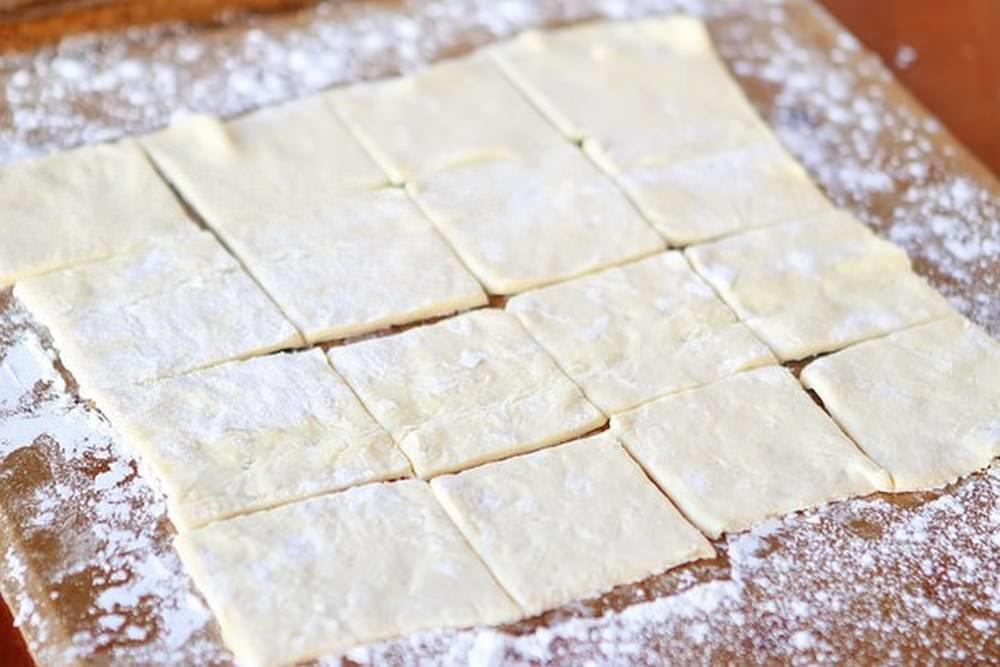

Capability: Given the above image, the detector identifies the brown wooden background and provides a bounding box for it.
[1,0,998,663]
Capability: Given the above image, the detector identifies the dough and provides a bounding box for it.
[610,141,833,245]
[332,52,566,182]
[97,349,410,530]
[14,229,302,392]
[491,17,772,167]
[612,366,892,538]
[801,316,1000,491]
[174,479,521,667]
[431,431,714,616]
[507,252,775,414]
[686,210,954,360]
[0,139,191,286]
[328,309,605,477]
[408,143,664,294]
[140,94,388,233]
[203,188,487,343]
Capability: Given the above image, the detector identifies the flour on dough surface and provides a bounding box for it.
[174,479,521,667]
[408,143,664,294]
[802,316,1000,491]
[686,209,954,360]
[508,252,774,414]
[96,349,410,531]
[0,139,191,286]
[328,309,605,478]
[431,431,714,616]
[14,228,301,392]
[612,366,892,538]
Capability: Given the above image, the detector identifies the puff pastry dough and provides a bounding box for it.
[97,349,410,530]
[508,252,775,414]
[612,366,892,538]
[174,480,521,667]
[328,309,605,477]
[802,316,1000,490]
[432,432,714,616]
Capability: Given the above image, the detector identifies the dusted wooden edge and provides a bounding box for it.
[0,0,316,50]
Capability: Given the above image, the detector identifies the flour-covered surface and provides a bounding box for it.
[0,0,999,665]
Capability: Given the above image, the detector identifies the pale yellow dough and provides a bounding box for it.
[174,480,521,667]
[431,432,714,616]
[97,349,410,530]
[328,309,605,477]
[491,16,772,166]
[801,316,1000,491]
[508,252,775,414]
[0,140,191,286]
[14,229,301,392]
[408,144,665,294]
[203,188,486,343]
[140,94,388,229]
[332,52,566,182]
[612,366,892,538]
[686,210,954,360]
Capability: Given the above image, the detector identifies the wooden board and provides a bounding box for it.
[1,1,998,665]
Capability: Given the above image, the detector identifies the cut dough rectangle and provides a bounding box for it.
[612,366,892,538]
[139,94,388,233]
[202,188,487,343]
[96,349,411,530]
[174,479,522,667]
[408,144,665,294]
[0,139,192,286]
[332,52,567,182]
[801,316,1000,491]
[508,252,775,414]
[686,210,954,360]
[14,229,302,392]
[431,431,714,616]
[327,309,605,478]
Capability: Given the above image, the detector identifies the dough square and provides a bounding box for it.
[801,316,1000,491]
[14,229,302,392]
[0,139,192,286]
[610,141,834,246]
[611,366,892,538]
[139,94,388,232]
[328,309,605,478]
[96,349,411,530]
[686,210,954,360]
[431,431,714,616]
[207,188,487,343]
[408,144,665,294]
[174,479,521,667]
[492,17,772,166]
[332,52,565,182]
[508,252,775,414]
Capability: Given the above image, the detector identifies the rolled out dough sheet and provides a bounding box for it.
[431,431,715,616]
[174,479,522,667]
[0,139,192,286]
[612,366,892,538]
[408,144,664,294]
[801,316,1000,491]
[332,52,566,182]
[610,141,834,245]
[96,349,410,530]
[14,229,302,392]
[209,188,487,343]
[139,94,388,234]
[507,252,775,414]
[491,16,772,167]
[686,210,954,360]
[328,309,605,478]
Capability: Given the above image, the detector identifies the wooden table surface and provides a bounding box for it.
[1,1,998,664]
